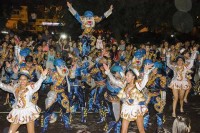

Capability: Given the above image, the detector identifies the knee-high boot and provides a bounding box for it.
[114,120,121,133]
[143,113,150,130]
[81,107,87,123]
[62,113,71,129]
[41,112,51,133]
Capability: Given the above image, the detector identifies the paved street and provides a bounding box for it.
[0,90,200,133]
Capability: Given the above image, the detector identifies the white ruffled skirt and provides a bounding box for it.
[168,80,190,90]
[7,105,41,124]
[121,103,148,121]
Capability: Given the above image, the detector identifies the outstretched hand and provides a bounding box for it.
[12,65,19,74]
[42,68,48,76]
[110,5,113,10]
[103,63,109,71]
[144,63,154,73]
[67,2,72,8]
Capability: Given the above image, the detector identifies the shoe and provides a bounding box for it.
[3,102,8,105]
[180,109,184,113]
[184,99,188,103]
[172,113,176,118]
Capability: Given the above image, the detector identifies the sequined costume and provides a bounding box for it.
[117,69,149,121]
[0,75,46,124]
[42,59,71,133]
[20,64,43,104]
[104,64,125,133]
[68,62,87,123]
[166,53,196,90]
[144,62,167,131]
[67,2,112,56]
[88,62,107,123]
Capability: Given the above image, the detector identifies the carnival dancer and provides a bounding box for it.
[103,63,125,133]
[166,51,197,117]
[67,2,113,56]
[144,61,167,132]
[68,59,87,123]
[88,57,107,123]
[104,62,153,133]
[15,43,43,104]
[0,68,47,133]
[42,59,71,132]
[181,47,198,103]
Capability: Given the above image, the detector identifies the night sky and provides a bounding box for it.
[0,0,200,40]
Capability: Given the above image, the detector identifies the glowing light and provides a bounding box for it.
[1,31,8,34]
[42,22,64,26]
[60,34,67,39]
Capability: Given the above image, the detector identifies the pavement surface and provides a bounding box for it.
[0,89,200,133]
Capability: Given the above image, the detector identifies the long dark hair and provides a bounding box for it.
[125,68,138,81]
[176,55,185,63]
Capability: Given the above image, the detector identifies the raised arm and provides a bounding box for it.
[186,51,197,70]
[30,69,47,93]
[67,2,82,24]
[103,64,125,88]
[14,45,21,63]
[104,5,113,18]
[166,52,174,70]
[0,82,14,93]
[136,64,153,91]
[95,5,113,23]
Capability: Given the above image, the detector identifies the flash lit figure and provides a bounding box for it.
[42,59,71,133]
[67,2,113,56]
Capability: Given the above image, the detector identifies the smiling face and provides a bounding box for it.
[125,71,135,83]
[177,58,184,66]
[19,75,28,87]
[82,16,95,28]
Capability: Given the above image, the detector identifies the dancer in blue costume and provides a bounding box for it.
[42,59,71,133]
[144,61,167,132]
[67,2,113,56]
[68,58,88,123]
[103,63,125,133]
[88,57,107,123]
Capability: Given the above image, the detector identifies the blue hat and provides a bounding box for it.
[84,11,94,17]
[20,48,31,57]
[143,59,153,65]
[54,59,66,67]
[134,51,144,59]
[111,63,124,77]
[154,62,163,69]
[140,49,146,55]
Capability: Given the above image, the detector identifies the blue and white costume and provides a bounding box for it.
[67,2,113,56]
[42,59,71,133]
[144,62,167,131]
